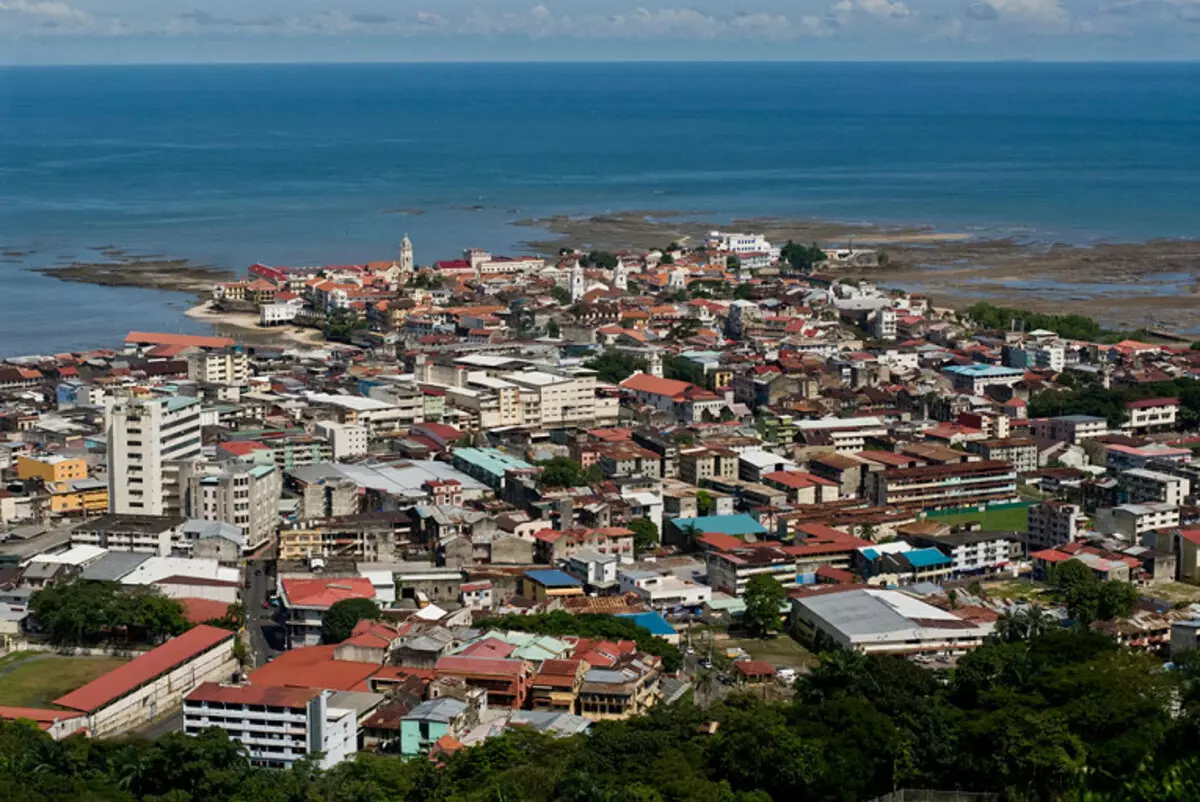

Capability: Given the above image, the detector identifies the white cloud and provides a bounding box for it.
[829,0,914,26]
[970,0,1070,23]
[0,0,86,23]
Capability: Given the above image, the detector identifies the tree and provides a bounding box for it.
[324,309,367,341]
[696,490,715,517]
[1050,560,1139,625]
[546,318,561,338]
[321,597,381,644]
[30,580,187,646]
[628,518,659,556]
[583,351,648,383]
[537,457,592,489]
[551,285,572,305]
[725,254,741,271]
[663,355,706,387]
[742,575,786,637]
[781,241,827,271]
[586,251,619,270]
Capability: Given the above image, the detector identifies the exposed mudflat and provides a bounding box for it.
[517,212,1200,332]
[30,247,235,295]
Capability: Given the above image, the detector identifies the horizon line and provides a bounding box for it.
[4,57,1200,69]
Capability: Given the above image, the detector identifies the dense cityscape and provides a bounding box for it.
[0,229,1199,800]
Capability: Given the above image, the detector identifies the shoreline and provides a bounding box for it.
[183,303,326,348]
[21,209,1200,337]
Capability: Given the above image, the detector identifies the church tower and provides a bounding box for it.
[648,350,663,378]
[614,258,629,291]
[569,260,585,303]
[399,234,414,272]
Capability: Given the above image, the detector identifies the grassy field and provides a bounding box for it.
[719,634,818,670]
[0,654,128,708]
[980,579,1051,602]
[1144,582,1200,605]
[931,505,1030,532]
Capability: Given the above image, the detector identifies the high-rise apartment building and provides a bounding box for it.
[107,397,203,516]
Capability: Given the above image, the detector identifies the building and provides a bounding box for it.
[618,373,725,424]
[1123,397,1179,434]
[107,397,203,516]
[520,569,585,602]
[943,364,1025,395]
[279,577,377,648]
[1097,502,1180,540]
[866,461,1018,511]
[433,656,531,709]
[52,625,236,737]
[576,656,661,721]
[791,588,994,656]
[1027,501,1086,550]
[617,566,712,609]
[903,531,1020,576]
[70,514,186,556]
[17,454,88,484]
[188,349,251,386]
[533,527,635,564]
[1120,468,1190,507]
[1031,415,1108,445]
[400,698,470,756]
[184,684,361,769]
[47,478,110,516]
[966,437,1038,473]
[796,417,889,454]
[315,421,369,460]
[185,462,282,553]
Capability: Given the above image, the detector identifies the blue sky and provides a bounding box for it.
[1,0,1198,63]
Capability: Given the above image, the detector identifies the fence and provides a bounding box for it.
[923,500,1034,519]
[867,791,999,802]
[2,638,150,659]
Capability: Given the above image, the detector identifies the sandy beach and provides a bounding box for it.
[184,303,326,348]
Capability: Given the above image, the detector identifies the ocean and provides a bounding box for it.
[2,61,1199,357]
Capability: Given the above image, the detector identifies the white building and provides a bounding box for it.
[187,349,250,386]
[185,461,282,553]
[1031,415,1109,445]
[184,684,360,769]
[260,302,300,326]
[1027,501,1086,551]
[1121,468,1190,507]
[107,397,203,517]
[791,588,995,656]
[1123,398,1180,434]
[1097,502,1180,540]
[707,231,779,259]
[796,416,888,454]
[617,567,711,608]
[316,421,369,460]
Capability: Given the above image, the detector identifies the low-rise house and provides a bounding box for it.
[279,576,377,648]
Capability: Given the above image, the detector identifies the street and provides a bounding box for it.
[244,549,285,668]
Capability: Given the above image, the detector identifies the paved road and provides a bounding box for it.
[244,550,284,668]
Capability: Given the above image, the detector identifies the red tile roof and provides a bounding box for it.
[54,625,233,713]
[435,655,527,678]
[248,645,380,691]
[281,577,375,609]
[220,441,271,457]
[619,372,720,401]
[125,331,235,350]
[0,706,85,730]
[186,682,319,708]
[178,598,231,625]
[734,660,776,678]
[1125,397,1180,409]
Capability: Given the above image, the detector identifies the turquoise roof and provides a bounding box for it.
[671,514,766,536]
[164,396,199,412]
[454,447,534,477]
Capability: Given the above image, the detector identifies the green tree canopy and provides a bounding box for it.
[583,351,647,383]
[1049,559,1140,625]
[585,251,619,270]
[742,574,786,637]
[781,240,826,271]
[30,581,188,646]
[321,597,382,644]
[663,355,706,387]
[628,518,659,556]
[536,457,600,489]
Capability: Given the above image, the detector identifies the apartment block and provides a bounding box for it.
[183,684,359,770]
[1027,501,1087,551]
[865,460,1018,511]
[1121,468,1191,507]
[185,461,282,553]
[107,397,203,516]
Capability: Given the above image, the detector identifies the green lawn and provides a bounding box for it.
[931,505,1029,532]
[980,580,1050,602]
[0,655,128,708]
[0,651,35,672]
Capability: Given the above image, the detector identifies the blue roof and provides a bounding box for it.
[905,548,953,568]
[670,514,767,536]
[943,363,1024,378]
[618,611,677,638]
[454,448,534,477]
[524,569,582,588]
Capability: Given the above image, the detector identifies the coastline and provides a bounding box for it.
[183,302,326,348]
[21,210,1200,339]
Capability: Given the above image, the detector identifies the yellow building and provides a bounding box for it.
[520,570,585,602]
[47,479,109,516]
[18,455,88,483]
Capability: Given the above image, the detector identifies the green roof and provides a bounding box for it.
[453,448,534,478]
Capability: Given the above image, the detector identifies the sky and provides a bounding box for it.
[0,0,1199,64]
